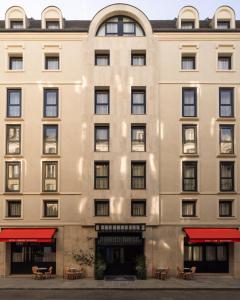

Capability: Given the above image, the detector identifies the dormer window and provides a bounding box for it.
[46,21,60,29]
[217,20,230,29]
[10,20,23,29]
[97,16,144,36]
[181,21,194,29]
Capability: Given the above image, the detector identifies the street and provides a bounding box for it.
[0,290,240,300]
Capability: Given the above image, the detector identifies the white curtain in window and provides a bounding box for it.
[182,202,194,216]
[218,58,230,70]
[11,59,23,70]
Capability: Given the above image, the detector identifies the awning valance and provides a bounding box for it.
[184,228,240,243]
[0,228,56,243]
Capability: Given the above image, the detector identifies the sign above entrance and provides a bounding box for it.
[95,224,146,232]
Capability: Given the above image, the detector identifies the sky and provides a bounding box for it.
[0,0,239,20]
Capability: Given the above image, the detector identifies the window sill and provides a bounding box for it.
[41,118,61,121]
[5,70,24,73]
[4,192,22,195]
[180,216,200,220]
[40,217,60,220]
[180,192,199,195]
[217,217,236,220]
[4,155,24,158]
[4,118,24,121]
[216,117,236,122]
[217,154,236,158]
[42,69,61,72]
[216,69,235,73]
[40,192,60,195]
[3,217,23,220]
[179,117,199,121]
[217,191,237,195]
[41,155,60,158]
[131,65,146,67]
[180,154,199,158]
[179,69,199,72]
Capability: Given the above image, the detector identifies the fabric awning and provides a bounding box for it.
[184,228,240,243]
[0,228,56,243]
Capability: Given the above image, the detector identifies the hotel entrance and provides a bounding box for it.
[95,224,145,276]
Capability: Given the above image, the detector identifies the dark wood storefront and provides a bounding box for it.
[95,224,145,276]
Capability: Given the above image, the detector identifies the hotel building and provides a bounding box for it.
[0,4,240,278]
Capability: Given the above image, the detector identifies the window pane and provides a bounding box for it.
[123,23,135,34]
[10,58,23,70]
[132,127,145,151]
[132,201,145,216]
[106,23,118,34]
[8,201,21,217]
[219,201,232,217]
[193,246,202,261]
[218,57,231,70]
[184,246,192,261]
[46,57,59,70]
[44,201,58,217]
[96,55,109,66]
[132,55,145,66]
[95,127,109,151]
[217,246,227,261]
[220,127,233,154]
[206,246,216,261]
[44,126,58,154]
[182,202,195,216]
[44,90,58,117]
[95,201,109,216]
[182,57,195,70]
[7,125,21,154]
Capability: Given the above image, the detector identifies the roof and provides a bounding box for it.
[0,18,239,32]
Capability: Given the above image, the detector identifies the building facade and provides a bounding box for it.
[0,4,240,278]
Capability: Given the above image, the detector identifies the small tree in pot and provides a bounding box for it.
[135,255,147,280]
[94,254,106,280]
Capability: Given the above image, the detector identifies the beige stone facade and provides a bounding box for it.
[0,4,240,278]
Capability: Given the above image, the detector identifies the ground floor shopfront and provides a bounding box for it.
[0,225,240,278]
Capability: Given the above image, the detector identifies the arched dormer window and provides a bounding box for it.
[41,6,63,29]
[177,6,199,29]
[213,6,235,29]
[5,6,27,29]
[97,16,145,36]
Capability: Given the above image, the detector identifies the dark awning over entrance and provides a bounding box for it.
[0,228,56,242]
[95,224,146,232]
[184,228,240,243]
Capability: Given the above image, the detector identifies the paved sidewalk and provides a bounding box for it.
[0,274,239,290]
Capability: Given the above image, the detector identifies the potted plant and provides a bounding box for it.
[94,254,106,280]
[135,255,146,280]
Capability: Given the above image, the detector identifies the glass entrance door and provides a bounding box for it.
[11,242,56,274]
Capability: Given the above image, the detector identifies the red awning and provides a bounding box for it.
[0,228,56,243]
[184,228,240,243]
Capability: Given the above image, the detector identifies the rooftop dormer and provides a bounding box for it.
[212,6,235,29]
[5,6,27,29]
[177,6,199,29]
[41,6,63,29]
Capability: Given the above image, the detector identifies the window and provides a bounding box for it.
[7,89,21,118]
[42,161,58,192]
[44,89,59,118]
[131,125,146,152]
[6,125,21,155]
[181,54,196,70]
[131,52,146,66]
[219,200,233,217]
[97,16,144,37]
[95,125,109,152]
[218,54,232,70]
[219,125,234,154]
[131,161,146,189]
[220,162,234,192]
[219,88,234,117]
[10,20,23,29]
[217,21,230,29]
[43,200,58,217]
[6,162,21,192]
[94,161,109,189]
[184,245,202,261]
[182,88,197,117]
[182,161,197,192]
[7,200,21,218]
[181,21,194,29]
[95,52,110,66]
[182,200,196,217]
[95,200,109,216]
[9,55,23,70]
[43,125,58,155]
[182,125,197,154]
[45,55,59,70]
[131,200,146,216]
[95,89,109,114]
[46,21,60,29]
[131,89,146,114]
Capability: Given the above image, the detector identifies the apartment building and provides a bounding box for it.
[0,4,240,278]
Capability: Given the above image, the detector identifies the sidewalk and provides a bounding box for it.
[0,274,240,290]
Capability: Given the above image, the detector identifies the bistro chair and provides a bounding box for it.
[176,266,185,279]
[45,266,54,279]
[184,266,196,280]
[32,266,44,280]
[160,267,169,280]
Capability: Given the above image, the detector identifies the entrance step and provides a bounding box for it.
[104,275,136,281]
